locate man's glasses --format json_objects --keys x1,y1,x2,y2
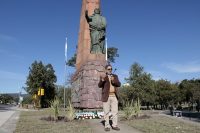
[{"x1": 107, "y1": 68, "x2": 112, "y2": 70}]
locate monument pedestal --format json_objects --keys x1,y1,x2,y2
[{"x1": 72, "y1": 60, "x2": 107, "y2": 109}]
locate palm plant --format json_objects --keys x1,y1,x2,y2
[
  {"x1": 66, "y1": 100, "x2": 76, "y2": 121},
  {"x1": 123, "y1": 100, "x2": 135, "y2": 120},
  {"x1": 50, "y1": 96, "x2": 60, "y2": 120}
]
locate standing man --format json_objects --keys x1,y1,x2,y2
[{"x1": 98, "y1": 64, "x2": 121, "y2": 131}]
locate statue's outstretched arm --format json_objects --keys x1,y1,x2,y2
[{"x1": 85, "y1": 10, "x2": 92, "y2": 22}]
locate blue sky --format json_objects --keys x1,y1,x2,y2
[{"x1": 0, "y1": 0, "x2": 200, "y2": 93}]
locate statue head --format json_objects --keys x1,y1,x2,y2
[{"x1": 94, "y1": 8, "x2": 101, "y2": 14}]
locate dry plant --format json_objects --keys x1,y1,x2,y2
[
  {"x1": 66, "y1": 100, "x2": 76, "y2": 121},
  {"x1": 50, "y1": 96, "x2": 60, "y2": 120},
  {"x1": 123, "y1": 100, "x2": 135, "y2": 120}
]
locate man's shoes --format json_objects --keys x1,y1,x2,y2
[
  {"x1": 112, "y1": 127, "x2": 120, "y2": 131},
  {"x1": 104, "y1": 127, "x2": 110, "y2": 131}
]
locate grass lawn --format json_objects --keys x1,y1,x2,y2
[
  {"x1": 14, "y1": 109, "x2": 93, "y2": 133},
  {"x1": 126, "y1": 115, "x2": 200, "y2": 133}
]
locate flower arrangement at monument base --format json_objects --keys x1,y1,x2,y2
[{"x1": 75, "y1": 112, "x2": 104, "y2": 120}]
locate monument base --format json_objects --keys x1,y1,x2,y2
[{"x1": 72, "y1": 60, "x2": 107, "y2": 109}]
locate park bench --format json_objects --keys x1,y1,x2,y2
[{"x1": 173, "y1": 110, "x2": 182, "y2": 117}]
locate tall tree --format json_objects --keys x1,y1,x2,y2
[
  {"x1": 125, "y1": 62, "x2": 156, "y2": 108},
  {"x1": 179, "y1": 79, "x2": 200, "y2": 111},
  {"x1": 126, "y1": 62, "x2": 144, "y2": 86},
  {"x1": 25, "y1": 61, "x2": 57, "y2": 107},
  {"x1": 155, "y1": 79, "x2": 180, "y2": 110},
  {"x1": 107, "y1": 47, "x2": 119, "y2": 63},
  {"x1": 0, "y1": 94, "x2": 14, "y2": 104},
  {"x1": 66, "y1": 54, "x2": 76, "y2": 67}
]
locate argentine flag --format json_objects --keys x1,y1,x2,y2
[{"x1": 65, "y1": 37, "x2": 68, "y2": 64}]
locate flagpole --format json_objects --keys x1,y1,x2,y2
[
  {"x1": 64, "y1": 37, "x2": 68, "y2": 111},
  {"x1": 64, "y1": 64, "x2": 66, "y2": 110},
  {"x1": 106, "y1": 38, "x2": 108, "y2": 61}
]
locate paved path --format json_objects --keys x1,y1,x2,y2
[
  {"x1": 0, "y1": 105, "x2": 16, "y2": 127},
  {"x1": 87, "y1": 119, "x2": 142, "y2": 133},
  {"x1": 0, "y1": 104, "x2": 20, "y2": 133}
]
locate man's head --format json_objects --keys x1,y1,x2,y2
[
  {"x1": 105, "y1": 64, "x2": 112, "y2": 75},
  {"x1": 94, "y1": 8, "x2": 101, "y2": 14}
]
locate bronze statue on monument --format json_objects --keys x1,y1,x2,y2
[{"x1": 85, "y1": 8, "x2": 106, "y2": 54}]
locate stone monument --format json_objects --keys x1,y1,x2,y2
[{"x1": 71, "y1": 0, "x2": 107, "y2": 109}]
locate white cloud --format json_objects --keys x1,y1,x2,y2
[
  {"x1": 162, "y1": 61, "x2": 200, "y2": 73},
  {"x1": 0, "y1": 70, "x2": 25, "y2": 80},
  {"x1": 0, "y1": 33, "x2": 17, "y2": 42},
  {"x1": 0, "y1": 49, "x2": 25, "y2": 60},
  {"x1": 0, "y1": 34, "x2": 24, "y2": 59}
]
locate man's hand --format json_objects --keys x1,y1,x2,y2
[
  {"x1": 110, "y1": 75, "x2": 115, "y2": 81},
  {"x1": 111, "y1": 76, "x2": 114, "y2": 81},
  {"x1": 100, "y1": 73, "x2": 106, "y2": 81}
]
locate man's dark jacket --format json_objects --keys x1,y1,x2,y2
[{"x1": 98, "y1": 74, "x2": 121, "y2": 102}]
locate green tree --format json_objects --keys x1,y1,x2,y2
[
  {"x1": 25, "y1": 61, "x2": 57, "y2": 107},
  {"x1": 22, "y1": 95, "x2": 33, "y2": 104},
  {"x1": 66, "y1": 54, "x2": 76, "y2": 67},
  {"x1": 154, "y1": 79, "x2": 180, "y2": 110},
  {"x1": 0, "y1": 94, "x2": 14, "y2": 104},
  {"x1": 179, "y1": 79, "x2": 193, "y2": 103},
  {"x1": 179, "y1": 79, "x2": 200, "y2": 111},
  {"x1": 66, "y1": 47, "x2": 119, "y2": 67},
  {"x1": 125, "y1": 62, "x2": 156, "y2": 109},
  {"x1": 126, "y1": 62, "x2": 144, "y2": 86},
  {"x1": 107, "y1": 47, "x2": 119, "y2": 63}
]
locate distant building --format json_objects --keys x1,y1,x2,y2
[{"x1": 122, "y1": 83, "x2": 130, "y2": 87}]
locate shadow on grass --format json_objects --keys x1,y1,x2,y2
[{"x1": 40, "y1": 115, "x2": 72, "y2": 122}]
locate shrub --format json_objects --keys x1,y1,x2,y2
[
  {"x1": 50, "y1": 97, "x2": 60, "y2": 120},
  {"x1": 134, "y1": 97, "x2": 141, "y2": 117},
  {"x1": 123, "y1": 100, "x2": 135, "y2": 120},
  {"x1": 122, "y1": 98, "x2": 141, "y2": 120},
  {"x1": 66, "y1": 101, "x2": 76, "y2": 121}
]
